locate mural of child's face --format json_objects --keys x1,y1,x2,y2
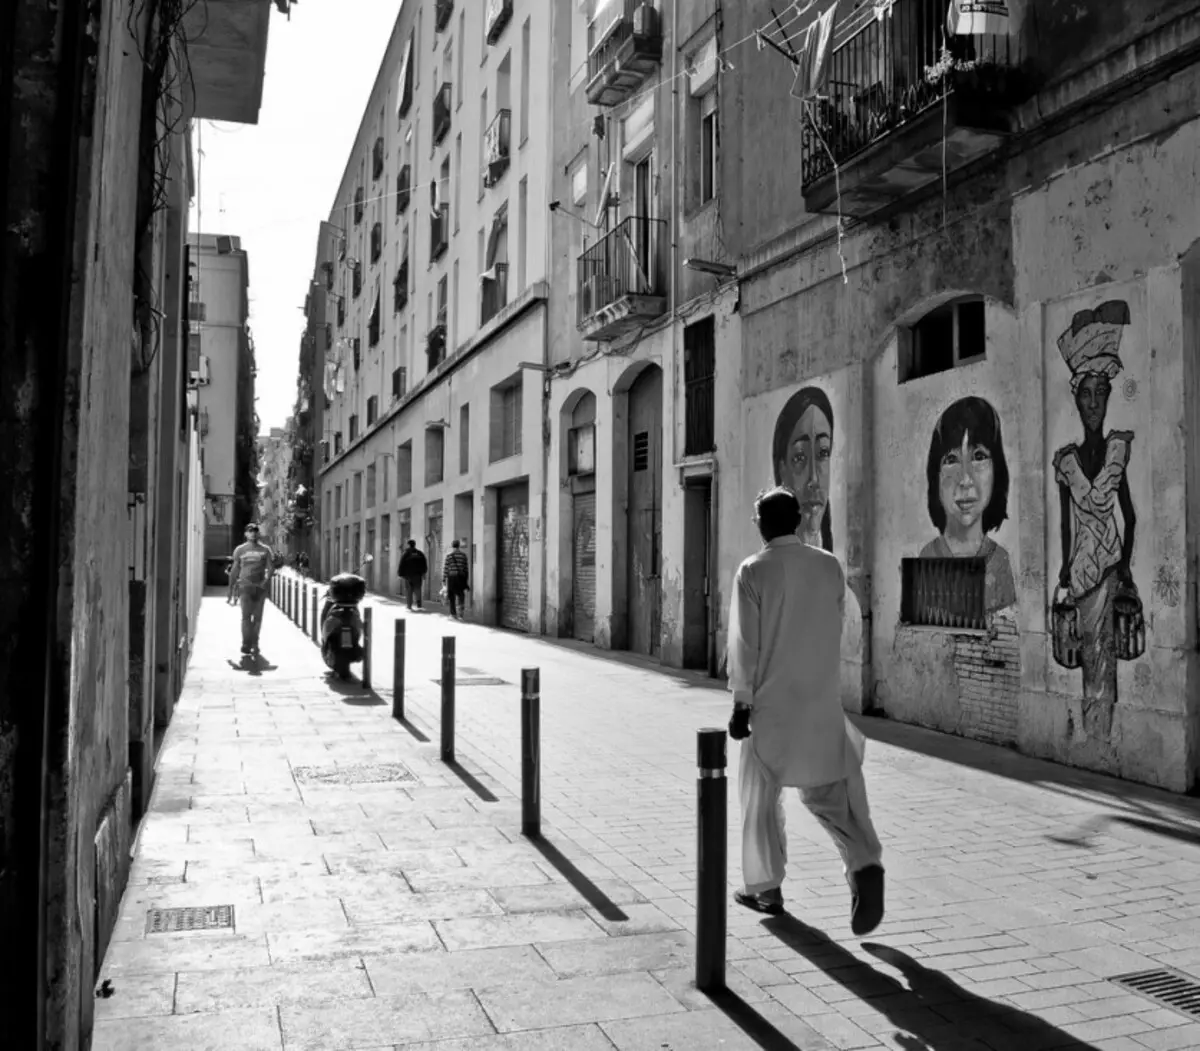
[
  {"x1": 781, "y1": 405, "x2": 832, "y2": 524},
  {"x1": 939, "y1": 431, "x2": 993, "y2": 537},
  {"x1": 1075, "y1": 374, "x2": 1111, "y2": 434}
]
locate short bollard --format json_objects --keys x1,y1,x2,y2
[
  {"x1": 441, "y1": 636, "x2": 456, "y2": 763},
  {"x1": 521, "y1": 668, "x2": 541, "y2": 839},
  {"x1": 361, "y1": 607, "x2": 373, "y2": 690},
  {"x1": 696, "y1": 727, "x2": 728, "y2": 993},
  {"x1": 301, "y1": 583, "x2": 308, "y2": 635},
  {"x1": 392, "y1": 620, "x2": 406, "y2": 721},
  {"x1": 311, "y1": 590, "x2": 319, "y2": 643}
]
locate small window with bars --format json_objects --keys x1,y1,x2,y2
[
  {"x1": 633, "y1": 431, "x2": 650, "y2": 472},
  {"x1": 900, "y1": 557, "x2": 987, "y2": 630}
]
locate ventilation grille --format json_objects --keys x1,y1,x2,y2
[
  {"x1": 1111, "y1": 968, "x2": 1200, "y2": 1019},
  {"x1": 146, "y1": 906, "x2": 234, "y2": 935},
  {"x1": 633, "y1": 431, "x2": 649, "y2": 472}
]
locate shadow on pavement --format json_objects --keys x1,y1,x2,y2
[
  {"x1": 394, "y1": 715, "x2": 430, "y2": 742},
  {"x1": 857, "y1": 714, "x2": 1200, "y2": 833},
  {"x1": 525, "y1": 836, "x2": 629, "y2": 922},
  {"x1": 225, "y1": 654, "x2": 278, "y2": 677},
  {"x1": 1048, "y1": 813, "x2": 1200, "y2": 851},
  {"x1": 704, "y1": 988, "x2": 806, "y2": 1050},
  {"x1": 763, "y1": 915, "x2": 1099, "y2": 1051},
  {"x1": 444, "y1": 759, "x2": 500, "y2": 802}
]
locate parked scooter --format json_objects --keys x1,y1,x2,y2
[{"x1": 320, "y1": 554, "x2": 373, "y2": 680}]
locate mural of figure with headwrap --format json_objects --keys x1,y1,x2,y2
[
  {"x1": 1051, "y1": 300, "x2": 1143, "y2": 742},
  {"x1": 919, "y1": 396, "x2": 1016, "y2": 614},
  {"x1": 772, "y1": 386, "x2": 834, "y2": 550}
]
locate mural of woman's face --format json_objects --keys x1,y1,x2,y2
[
  {"x1": 938, "y1": 431, "x2": 994, "y2": 539},
  {"x1": 780, "y1": 404, "x2": 832, "y2": 524},
  {"x1": 1075, "y1": 374, "x2": 1111, "y2": 434}
]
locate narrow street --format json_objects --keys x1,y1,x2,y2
[{"x1": 92, "y1": 581, "x2": 1200, "y2": 1051}]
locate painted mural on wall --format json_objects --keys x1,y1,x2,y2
[
  {"x1": 771, "y1": 386, "x2": 834, "y2": 550},
  {"x1": 918, "y1": 396, "x2": 1017, "y2": 615},
  {"x1": 1049, "y1": 299, "x2": 1144, "y2": 742}
]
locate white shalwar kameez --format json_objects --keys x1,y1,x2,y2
[{"x1": 728, "y1": 536, "x2": 883, "y2": 896}]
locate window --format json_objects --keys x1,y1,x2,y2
[
  {"x1": 366, "y1": 464, "x2": 377, "y2": 508},
  {"x1": 349, "y1": 414, "x2": 359, "y2": 442},
  {"x1": 901, "y1": 557, "x2": 988, "y2": 630},
  {"x1": 367, "y1": 394, "x2": 379, "y2": 425},
  {"x1": 517, "y1": 177, "x2": 527, "y2": 292},
  {"x1": 437, "y1": 274, "x2": 448, "y2": 325},
  {"x1": 353, "y1": 472, "x2": 363, "y2": 512},
  {"x1": 334, "y1": 431, "x2": 344, "y2": 455},
  {"x1": 337, "y1": 297, "x2": 346, "y2": 327},
  {"x1": 321, "y1": 440, "x2": 330, "y2": 464},
  {"x1": 372, "y1": 136, "x2": 385, "y2": 181},
  {"x1": 335, "y1": 484, "x2": 342, "y2": 519},
  {"x1": 397, "y1": 441, "x2": 413, "y2": 495},
  {"x1": 397, "y1": 35, "x2": 415, "y2": 120},
  {"x1": 570, "y1": 156, "x2": 588, "y2": 207},
  {"x1": 478, "y1": 90, "x2": 488, "y2": 198},
  {"x1": 370, "y1": 222, "x2": 382, "y2": 263},
  {"x1": 684, "y1": 316, "x2": 716, "y2": 455},
  {"x1": 453, "y1": 134, "x2": 462, "y2": 231},
  {"x1": 699, "y1": 91, "x2": 717, "y2": 205},
  {"x1": 519, "y1": 18, "x2": 530, "y2": 143},
  {"x1": 900, "y1": 297, "x2": 986, "y2": 383},
  {"x1": 425, "y1": 427, "x2": 445, "y2": 485},
  {"x1": 392, "y1": 366, "x2": 407, "y2": 400},
  {"x1": 459, "y1": 403, "x2": 470, "y2": 473},
  {"x1": 368, "y1": 290, "x2": 381, "y2": 347},
  {"x1": 326, "y1": 490, "x2": 332, "y2": 523},
  {"x1": 354, "y1": 186, "x2": 365, "y2": 224},
  {"x1": 187, "y1": 301, "x2": 207, "y2": 322},
  {"x1": 456, "y1": 10, "x2": 465, "y2": 102},
  {"x1": 352, "y1": 263, "x2": 363, "y2": 298},
  {"x1": 489, "y1": 376, "x2": 522, "y2": 462}
]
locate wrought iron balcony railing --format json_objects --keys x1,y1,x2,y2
[
  {"x1": 576, "y1": 216, "x2": 667, "y2": 327},
  {"x1": 483, "y1": 109, "x2": 512, "y2": 187},
  {"x1": 586, "y1": 0, "x2": 663, "y2": 107}
]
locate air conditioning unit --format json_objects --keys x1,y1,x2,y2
[
  {"x1": 188, "y1": 354, "x2": 211, "y2": 388},
  {"x1": 215, "y1": 235, "x2": 234, "y2": 255},
  {"x1": 189, "y1": 320, "x2": 202, "y2": 335}
]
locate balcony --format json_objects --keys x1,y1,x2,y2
[
  {"x1": 435, "y1": 0, "x2": 454, "y2": 32},
  {"x1": 396, "y1": 165, "x2": 411, "y2": 214},
  {"x1": 393, "y1": 263, "x2": 409, "y2": 313},
  {"x1": 586, "y1": 0, "x2": 663, "y2": 107},
  {"x1": 181, "y1": 0, "x2": 272, "y2": 124},
  {"x1": 482, "y1": 109, "x2": 512, "y2": 188},
  {"x1": 485, "y1": 0, "x2": 513, "y2": 45},
  {"x1": 800, "y1": 0, "x2": 1031, "y2": 217},
  {"x1": 481, "y1": 262, "x2": 509, "y2": 325},
  {"x1": 432, "y1": 83, "x2": 453, "y2": 145},
  {"x1": 431, "y1": 204, "x2": 449, "y2": 262},
  {"x1": 577, "y1": 216, "x2": 667, "y2": 341}
]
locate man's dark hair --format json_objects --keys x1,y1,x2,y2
[
  {"x1": 754, "y1": 486, "x2": 802, "y2": 542},
  {"x1": 407, "y1": 539, "x2": 416, "y2": 548},
  {"x1": 451, "y1": 539, "x2": 461, "y2": 548}
]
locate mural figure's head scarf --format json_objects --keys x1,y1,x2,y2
[
  {"x1": 772, "y1": 385, "x2": 834, "y2": 552},
  {"x1": 1058, "y1": 300, "x2": 1130, "y2": 394}
]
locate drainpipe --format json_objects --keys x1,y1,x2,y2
[
  {"x1": 539, "y1": 0, "x2": 558, "y2": 638},
  {"x1": 668, "y1": 0, "x2": 680, "y2": 470}
]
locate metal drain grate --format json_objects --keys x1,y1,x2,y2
[
  {"x1": 145, "y1": 905, "x2": 234, "y2": 934},
  {"x1": 293, "y1": 762, "x2": 417, "y2": 786},
  {"x1": 1111, "y1": 968, "x2": 1200, "y2": 1019},
  {"x1": 434, "y1": 667, "x2": 508, "y2": 687}
]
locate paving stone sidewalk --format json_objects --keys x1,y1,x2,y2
[{"x1": 93, "y1": 582, "x2": 1200, "y2": 1051}]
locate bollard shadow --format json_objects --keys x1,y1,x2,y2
[
  {"x1": 763, "y1": 915, "x2": 1101, "y2": 1051},
  {"x1": 524, "y1": 836, "x2": 629, "y2": 923},
  {"x1": 393, "y1": 714, "x2": 430, "y2": 742},
  {"x1": 443, "y1": 759, "x2": 500, "y2": 803},
  {"x1": 703, "y1": 988, "x2": 806, "y2": 1051}
]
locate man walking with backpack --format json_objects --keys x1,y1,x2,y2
[
  {"x1": 398, "y1": 538, "x2": 428, "y2": 610},
  {"x1": 229, "y1": 523, "x2": 274, "y2": 655},
  {"x1": 443, "y1": 539, "x2": 470, "y2": 620}
]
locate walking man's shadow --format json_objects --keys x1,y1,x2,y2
[
  {"x1": 763, "y1": 915, "x2": 1101, "y2": 1051},
  {"x1": 226, "y1": 653, "x2": 278, "y2": 677}
]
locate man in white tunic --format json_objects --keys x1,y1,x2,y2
[{"x1": 728, "y1": 487, "x2": 884, "y2": 934}]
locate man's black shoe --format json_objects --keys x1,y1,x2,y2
[{"x1": 851, "y1": 864, "x2": 885, "y2": 935}]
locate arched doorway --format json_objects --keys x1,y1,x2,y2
[
  {"x1": 566, "y1": 392, "x2": 597, "y2": 641},
  {"x1": 626, "y1": 364, "x2": 663, "y2": 656}
]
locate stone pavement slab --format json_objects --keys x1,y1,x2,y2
[{"x1": 92, "y1": 588, "x2": 1200, "y2": 1050}]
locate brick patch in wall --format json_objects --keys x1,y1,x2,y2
[{"x1": 952, "y1": 614, "x2": 1020, "y2": 744}]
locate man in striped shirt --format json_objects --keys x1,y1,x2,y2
[{"x1": 443, "y1": 539, "x2": 470, "y2": 620}]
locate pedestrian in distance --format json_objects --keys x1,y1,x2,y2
[
  {"x1": 397, "y1": 538, "x2": 428, "y2": 611},
  {"x1": 443, "y1": 539, "x2": 470, "y2": 620},
  {"x1": 727, "y1": 486, "x2": 885, "y2": 935},
  {"x1": 229, "y1": 523, "x2": 274, "y2": 655}
]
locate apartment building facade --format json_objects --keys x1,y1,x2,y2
[
  {"x1": 309, "y1": 0, "x2": 553, "y2": 630},
  {"x1": 188, "y1": 232, "x2": 259, "y2": 573},
  {"x1": 723, "y1": 0, "x2": 1200, "y2": 791},
  {"x1": 256, "y1": 425, "x2": 293, "y2": 554},
  {"x1": 544, "y1": 0, "x2": 741, "y2": 673}
]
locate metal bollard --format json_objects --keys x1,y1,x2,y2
[
  {"x1": 392, "y1": 619, "x2": 406, "y2": 721},
  {"x1": 521, "y1": 668, "x2": 541, "y2": 839},
  {"x1": 312, "y1": 590, "x2": 319, "y2": 643},
  {"x1": 287, "y1": 578, "x2": 293, "y2": 621},
  {"x1": 362, "y1": 607, "x2": 373, "y2": 690},
  {"x1": 302, "y1": 583, "x2": 308, "y2": 635},
  {"x1": 441, "y1": 636, "x2": 455, "y2": 763},
  {"x1": 695, "y1": 727, "x2": 728, "y2": 993}
]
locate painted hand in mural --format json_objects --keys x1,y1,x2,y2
[{"x1": 1050, "y1": 300, "x2": 1142, "y2": 742}]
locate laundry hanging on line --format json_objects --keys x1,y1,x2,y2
[{"x1": 788, "y1": 4, "x2": 837, "y2": 101}]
